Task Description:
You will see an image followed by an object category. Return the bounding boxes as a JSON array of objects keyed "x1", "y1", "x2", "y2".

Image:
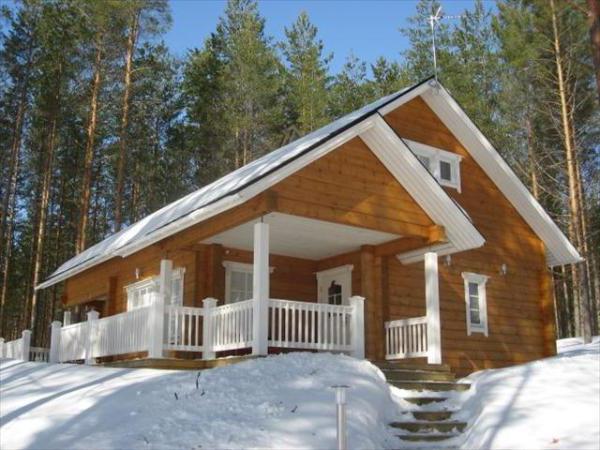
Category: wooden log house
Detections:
[{"x1": 30, "y1": 78, "x2": 581, "y2": 375}]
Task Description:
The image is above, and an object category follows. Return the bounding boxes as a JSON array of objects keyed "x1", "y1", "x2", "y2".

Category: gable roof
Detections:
[
  {"x1": 420, "y1": 84, "x2": 582, "y2": 267},
  {"x1": 37, "y1": 77, "x2": 580, "y2": 290}
]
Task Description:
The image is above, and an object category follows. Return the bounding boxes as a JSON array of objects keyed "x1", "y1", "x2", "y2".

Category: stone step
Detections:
[
  {"x1": 403, "y1": 396, "x2": 448, "y2": 405},
  {"x1": 396, "y1": 433, "x2": 459, "y2": 442},
  {"x1": 382, "y1": 369, "x2": 455, "y2": 382},
  {"x1": 389, "y1": 380, "x2": 471, "y2": 391},
  {"x1": 373, "y1": 360, "x2": 451, "y2": 372},
  {"x1": 412, "y1": 410, "x2": 455, "y2": 421},
  {"x1": 390, "y1": 421, "x2": 467, "y2": 433}
]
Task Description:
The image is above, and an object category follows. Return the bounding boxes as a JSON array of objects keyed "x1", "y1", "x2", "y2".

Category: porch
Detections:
[{"x1": 2, "y1": 213, "x2": 444, "y2": 366}]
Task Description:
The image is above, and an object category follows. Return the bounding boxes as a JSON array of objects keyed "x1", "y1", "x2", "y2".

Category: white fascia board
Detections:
[
  {"x1": 360, "y1": 115, "x2": 485, "y2": 255},
  {"x1": 36, "y1": 118, "x2": 377, "y2": 290},
  {"x1": 421, "y1": 86, "x2": 582, "y2": 267},
  {"x1": 378, "y1": 80, "x2": 435, "y2": 116}
]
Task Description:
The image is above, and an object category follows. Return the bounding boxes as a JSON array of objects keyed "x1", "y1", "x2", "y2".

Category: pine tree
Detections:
[
  {"x1": 328, "y1": 53, "x2": 369, "y2": 117},
  {"x1": 280, "y1": 11, "x2": 331, "y2": 136},
  {"x1": 184, "y1": 0, "x2": 283, "y2": 174},
  {"x1": 0, "y1": 0, "x2": 41, "y2": 336},
  {"x1": 114, "y1": 0, "x2": 171, "y2": 232}
]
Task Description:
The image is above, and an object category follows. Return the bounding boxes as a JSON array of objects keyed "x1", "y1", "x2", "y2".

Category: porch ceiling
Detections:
[{"x1": 201, "y1": 212, "x2": 399, "y2": 260}]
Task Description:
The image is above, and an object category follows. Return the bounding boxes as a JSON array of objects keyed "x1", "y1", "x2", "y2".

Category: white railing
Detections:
[
  {"x1": 2, "y1": 296, "x2": 364, "y2": 365},
  {"x1": 93, "y1": 307, "x2": 150, "y2": 357},
  {"x1": 165, "y1": 305, "x2": 204, "y2": 351},
  {"x1": 211, "y1": 299, "x2": 254, "y2": 352},
  {"x1": 268, "y1": 299, "x2": 354, "y2": 352},
  {"x1": 3, "y1": 336, "x2": 24, "y2": 359},
  {"x1": 29, "y1": 346, "x2": 49, "y2": 362},
  {"x1": 385, "y1": 316, "x2": 428, "y2": 360},
  {"x1": 60, "y1": 321, "x2": 89, "y2": 362}
]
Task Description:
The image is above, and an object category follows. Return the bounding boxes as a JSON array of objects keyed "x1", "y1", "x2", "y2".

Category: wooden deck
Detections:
[{"x1": 103, "y1": 355, "x2": 258, "y2": 370}]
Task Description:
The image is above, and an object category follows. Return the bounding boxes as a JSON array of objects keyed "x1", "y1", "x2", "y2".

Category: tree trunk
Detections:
[
  {"x1": 587, "y1": 0, "x2": 600, "y2": 102},
  {"x1": 76, "y1": 44, "x2": 103, "y2": 254},
  {"x1": 114, "y1": 11, "x2": 140, "y2": 232},
  {"x1": 28, "y1": 108, "x2": 59, "y2": 334},
  {"x1": 0, "y1": 103, "x2": 25, "y2": 336},
  {"x1": 550, "y1": 0, "x2": 592, "y2": 342}
]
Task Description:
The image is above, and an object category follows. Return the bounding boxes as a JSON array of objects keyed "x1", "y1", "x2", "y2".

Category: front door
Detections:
[{"x1": 317, "y1": 265, "x2": 353, "y2": 306}]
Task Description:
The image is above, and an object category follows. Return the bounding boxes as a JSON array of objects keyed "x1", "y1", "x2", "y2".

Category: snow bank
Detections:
[
  {"x1": 0, "y1": 353, "x2": 400, "y2": 450},
  {"x1": 459, "y1": 337, "x2": 600, "y2": 450}
]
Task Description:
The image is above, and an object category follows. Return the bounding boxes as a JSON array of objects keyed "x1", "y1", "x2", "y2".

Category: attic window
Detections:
[{"x1": 407, "y1": 140, "x2": 462, "y2": 192}]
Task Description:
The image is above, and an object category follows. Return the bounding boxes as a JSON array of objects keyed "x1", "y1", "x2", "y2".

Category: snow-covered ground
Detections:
[
  {"x1": 1, "y1": 338, "x2": 599, "y2": 450},
  {"x1": 0, "y1": 353, "x2": 401, "y2": 450},
  {"x1": 460, "y1": 337, "x2": 600, "y2": 450}
]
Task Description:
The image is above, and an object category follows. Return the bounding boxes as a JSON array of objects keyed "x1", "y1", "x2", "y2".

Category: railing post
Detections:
[
  {"x1": 63, "y1": 310, "x2": 71, "y2": 326},
  {"x1": 349, "y1": 296, "x2": 365, "y2": 359},
  {"x1": 202, "y1": 298, "x2": 217, "y2": 360},
  {"x1": 149, "y1": 259, "x2": 171, "y2": 359},
  {"x1": 425, "y1": 252, "x2": 442, "y2": 364},
  {"x1": 85, "y1": 310, "x2": 99, "y2": 365},
  {"x1": 21, "y1": 330, "x2": 31, "y2": 361},
  {"x1": 252, "y1": 221, "x2": 270, "y2": 356},
  {"x1": 49, "y1": 321, "x2": 62, "y2": 363},
  {"x1": 0, "y1": 338, "x2": 4, "y2": 358}
]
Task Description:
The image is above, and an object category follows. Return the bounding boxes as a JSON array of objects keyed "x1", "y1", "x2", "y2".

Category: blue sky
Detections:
[{"x1": 165, "y1": 0, "x2": 490, "y2": 73}]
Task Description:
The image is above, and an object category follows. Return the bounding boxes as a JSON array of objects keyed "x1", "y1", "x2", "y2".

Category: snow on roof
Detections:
[{"x1": 38, "y1": 81, "x2": 428, "y2": 289}]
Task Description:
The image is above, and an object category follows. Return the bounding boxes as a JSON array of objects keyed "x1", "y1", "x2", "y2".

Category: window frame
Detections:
[
  {"x1": 461, "y1": 272, "x2": 489, "y2": 336},
  {"x1": 125, "y1": 268, "x2": 185, "y2": 311},
  {"x1": 222, "y1": 261, "x2": 274, "y2": 304},
  {"x1": 406, "y1": 140, "x2": 462, "y2": 192}
]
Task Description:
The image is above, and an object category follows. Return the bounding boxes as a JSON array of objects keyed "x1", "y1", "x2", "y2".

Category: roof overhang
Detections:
[
  {"x1": 421, "y1": 84, "x2": 582, "y2": 267},
  {"x1": 359, "y1": 115, "x2": 485, "y2": 263}
]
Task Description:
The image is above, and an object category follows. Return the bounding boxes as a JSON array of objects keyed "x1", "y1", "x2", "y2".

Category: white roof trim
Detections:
[
  {"x1": 360, "y1": 115, "x2": 485, "y2": 257},
  {"x1": 421, "y1": 85, "x2": 582, "y2": 267}
]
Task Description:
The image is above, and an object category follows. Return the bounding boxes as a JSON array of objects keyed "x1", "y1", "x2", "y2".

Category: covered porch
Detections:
[{"x1": 29, "y1": 211, "x2": 445, "y2": 366}]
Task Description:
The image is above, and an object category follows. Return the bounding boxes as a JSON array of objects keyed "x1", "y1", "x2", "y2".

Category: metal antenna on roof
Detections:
[{"x1": 428, "y1": 6, "x2": 461, "y2": 85}]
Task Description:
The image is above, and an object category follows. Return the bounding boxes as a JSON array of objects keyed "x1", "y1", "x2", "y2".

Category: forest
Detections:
[{"x1": 0, "y1": 0, "x2": 598, "y2": 347}]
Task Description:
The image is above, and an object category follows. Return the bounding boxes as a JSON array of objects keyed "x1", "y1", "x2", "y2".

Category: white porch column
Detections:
[
  {"x1": 21, "y1": 330, "x2": 31, "y2": 362},
  {"x1": 349, "y1": 296, "x2": 365, "y2": 359},
  {"x1": 149, "y1": 259, "x2": 172, "y2": 359},
  {"x1": 252, "y1": 221, "x2": 270, "y2": 356},
  {"x1": 425, "y1": 252, "x2": 442, "y2": 364},
  {"x1": 202, "y1": 297, "x2": 217, "y2": 360},
  {"x1": 63, "y1": 311, "x2": 71, "y2": 326},
  {"x1": 49, "y1": 321, "x2": 62, "y2": 363}
]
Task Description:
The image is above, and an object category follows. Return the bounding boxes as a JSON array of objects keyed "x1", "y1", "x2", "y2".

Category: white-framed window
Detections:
[
  {"x1": 126, "y1": 278, "x2": 158, "y2": 310},
  {"x1": 223, "y1": 261, "x2": 274, "y2": 304},
  {"x1": 407, "y1": 139, "x2": 462, "y2": 191},
  {"x1": 462, "y1": 272, "x2": 489, "y2": 336},
  {"x1": 125, "y1": 268, "x2": 185, "y2": 311}
]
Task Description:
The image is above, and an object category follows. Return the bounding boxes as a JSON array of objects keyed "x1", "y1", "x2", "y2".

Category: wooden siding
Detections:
[
  {"x1": 271, "y1": 136, "x2": 435, "y2": 238},
  {"x1": 384, "y1": 97, "x2": 554, "y2": 375}
]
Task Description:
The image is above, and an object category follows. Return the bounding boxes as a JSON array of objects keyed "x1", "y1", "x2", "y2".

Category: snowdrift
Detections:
[{"x1": 0, "y1": 353, "x2": 400, "y2": 449}]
